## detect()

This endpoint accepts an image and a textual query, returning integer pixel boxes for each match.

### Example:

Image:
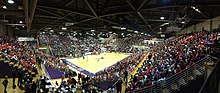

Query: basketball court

[65,52,131,75]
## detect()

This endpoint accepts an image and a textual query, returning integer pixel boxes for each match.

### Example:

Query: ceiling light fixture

[134,31,138,33]
[191,6,201,13]
[191,6,196,9]
[121,27,126,30]
[164,23,169,25]
[2,6,7,9]
[181,21,185,24]
[62,27,67,30]
[19,21,22,23]
[8,0,14,4]
[160,17,165,20]
[91,29,95,32]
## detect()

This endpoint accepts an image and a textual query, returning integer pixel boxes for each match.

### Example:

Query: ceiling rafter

[36,12,74,32]
[37,8,74,22]
[38,5,94,17]
[38,3,120,26]
[65,0,75,6]
[6,0,220,31]
[84,0,98,17]
[137,0,151,10]
[126,0,153,32]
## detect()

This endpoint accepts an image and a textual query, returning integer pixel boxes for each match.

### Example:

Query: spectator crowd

[0,28,219,93]
[126,30,219,91]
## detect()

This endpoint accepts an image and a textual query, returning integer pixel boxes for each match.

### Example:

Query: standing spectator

[12,68,17,89]
[17,70,22,87]
[124,69,128,84]
[108,86,115,93]
[55,81,59,86]
[31,81,37,93]
[25,82,32,93]
[41,76,46,91]
[71,78,77,87]
[2,76,9,93]
[78,73,81,82]
[116,78,123,93]
[36,76,42,88]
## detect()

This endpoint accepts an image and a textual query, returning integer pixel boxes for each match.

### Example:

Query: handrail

[127,52,149,83]
[48,46,54,56]
[199,57,220,93]
[128,55,218,93]
[41,63,51,80]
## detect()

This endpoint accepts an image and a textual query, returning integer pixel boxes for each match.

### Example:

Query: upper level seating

[38,34,100,57]
[115,37,145,53]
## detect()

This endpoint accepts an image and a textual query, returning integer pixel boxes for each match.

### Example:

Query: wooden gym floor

[65,52,131,74]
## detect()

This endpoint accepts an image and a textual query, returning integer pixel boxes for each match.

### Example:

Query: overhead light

[109,32,112,33]
[191,6,201,13]
[18,6,23,10]
[45,27,51,30]
[164,23,169,25]
[141,33,144,34]
[19,21,22,23]
[181,21,185,24]
[8,0,14,4]
[22,26,25,28]
[159,28,162,30]
[191,6,196,9]
[121,27,126,30]
[160,17,165,20]
[134,31,138,33]
[195,9,201,12]
[2,6,7,9]
[42,32,45,34]
[145,34,147,35]
[127,29,133,32]
[121,33,124,35]
[91,29,95,32]
[50,30,53,32]
[113,33,116,35]
[161,34,165,37]
[62,27,67,30]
